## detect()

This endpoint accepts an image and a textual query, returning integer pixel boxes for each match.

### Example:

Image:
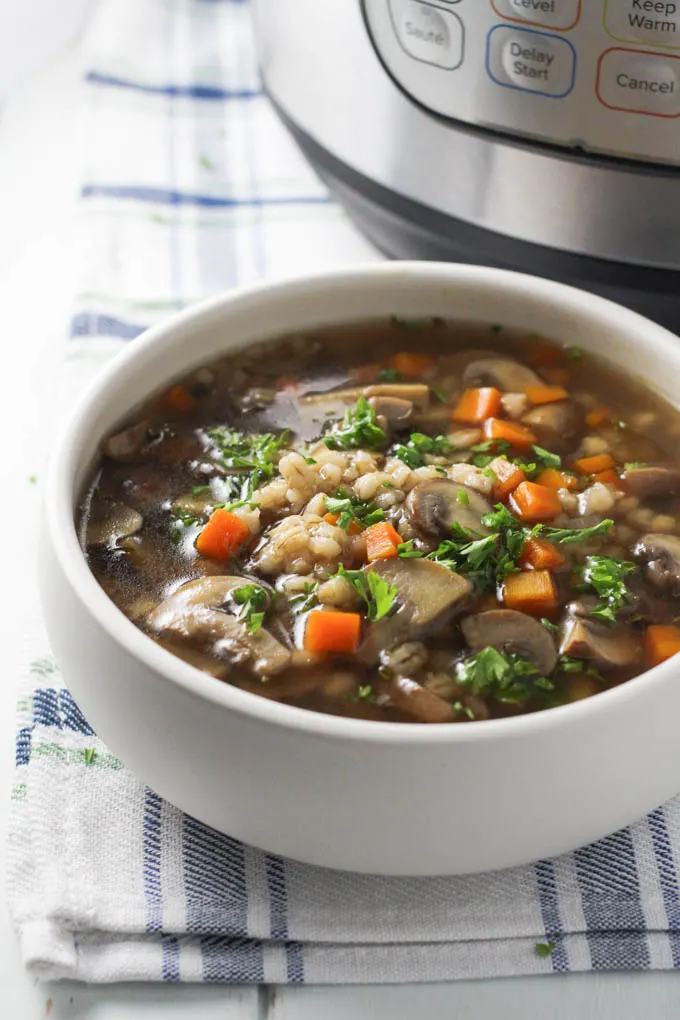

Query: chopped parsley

[325,489,385,530]
[541,518,614,545]
[376,368,402,383]
[394,431,453,468]
[535,941,556,957]
[231,583,268,634]
[452,701,476,720]
[338,566,398,622]
[83,748,97,766]
[169,505,203,544]
[624,461,646,470]
[207,427,291,498]
[566,346,583,360]
[323,396,387,451]
[347,684,377,704]
[455,647,554,704]
[289,581,319,615]
[397,540,425,559]
[541,618,559,633]
[470,438,512,468]
[457,489,470,506]
[578,555,637,623]
[558,655,603,681]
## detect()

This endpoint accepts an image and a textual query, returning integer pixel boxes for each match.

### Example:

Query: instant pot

[254,0,680,329]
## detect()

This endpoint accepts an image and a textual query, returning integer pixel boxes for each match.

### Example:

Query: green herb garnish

[541,519,614,545]
[457,489,470,506]
[324,396,387,451]
[535,941,556,957]
[397,540,425,558]
[289,581,319,615]
[347,684,377,704]
[455,647,554,704]
[558,655,603,680]
[231,583,268,634]
[207,427,291,497]
[83,748,97,766]
[338,566,398,622]
[624,461,645,470]
[376,368,402,383]
[578,555,637,623]
[325,489,385,531]
[470,438,512,468]
[566,346,583,360]
[393,431,453,469]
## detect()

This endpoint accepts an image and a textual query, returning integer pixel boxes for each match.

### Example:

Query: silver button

[389,0,464,69]
[597,47,680,115]
[604,0,680,50]
[491,0,581,32]
[487,25,576,96]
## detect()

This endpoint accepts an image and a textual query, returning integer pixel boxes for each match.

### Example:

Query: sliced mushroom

[635,533,680,593]
[362,383,430,409]
[102,420,151,462]
[463,358,540,392]
[300,386,364,406]
[85,500,143,547]
[367,395,413,429]
[521,401,582,444]
[406,479,492,538]
[146,576,290,676]
[386,676,456,723]
[559,615,639,669]
[461,609,558,675]
[622,465,680,499]
[359,558,472,661]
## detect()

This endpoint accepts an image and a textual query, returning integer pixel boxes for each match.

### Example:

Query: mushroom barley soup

[80,320,680,724]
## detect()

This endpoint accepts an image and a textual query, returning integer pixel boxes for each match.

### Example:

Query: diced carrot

[304,610,362,654]
[519,537,565,571]
[645,624,680,667]
[573,453,616,475]
[525,384,569,405]
[483,418,537,451]
[542,367,570,386]
[364,521,402,562]
[349,363,382,383]
[323,512,362,536]
[489,456,526,500]
[586,406,612,429]
[534,468,579,492]
[163,384,196,413]
[452,387,502,424]
[195,509,251,560]
[525,342,565,368]
[502,570,557,615]
[594,468,623,490]
[509,481,562,522]
[388,352,435,377]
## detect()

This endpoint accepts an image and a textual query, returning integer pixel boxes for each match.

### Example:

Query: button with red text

[597,47,680,115]
[604,0,680,50]
[491,0,581,31]
[390,0,464,69]
[487,25,576,96]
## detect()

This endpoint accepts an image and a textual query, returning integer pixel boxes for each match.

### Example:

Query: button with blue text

[491,0,581,31]
[487,25,576,96]
[605,1,680,50]
[390,0,464,69]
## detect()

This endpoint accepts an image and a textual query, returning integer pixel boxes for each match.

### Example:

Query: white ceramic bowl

[40,263,680,876]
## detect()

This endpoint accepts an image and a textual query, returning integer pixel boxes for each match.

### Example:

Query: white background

[1,44,680,1020]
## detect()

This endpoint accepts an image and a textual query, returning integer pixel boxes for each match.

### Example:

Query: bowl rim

[46,261,680,746]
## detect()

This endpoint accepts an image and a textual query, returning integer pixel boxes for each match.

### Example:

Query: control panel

[364,0,680,164]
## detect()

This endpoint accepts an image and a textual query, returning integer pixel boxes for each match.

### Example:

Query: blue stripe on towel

[162,935,180,982]
[81,184,332,209]
[648,806,680,967]
[183,817,249,936]
[575,829,651,970]
[265,855,304,984]
[70,312,147,340]
[534,859,569,972]
[15,727,31,767]
[32,689,94,735]
[143,789,163,934]
[200,935,265,982]
[86,71,262,101]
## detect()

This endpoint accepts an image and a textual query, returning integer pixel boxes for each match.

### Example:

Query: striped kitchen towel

[8,0,680,985]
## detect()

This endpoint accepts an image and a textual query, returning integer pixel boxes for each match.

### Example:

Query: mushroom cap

[359,558,472,661]
[406,479,492,538]
[85,500,143,547]
[386,676,456,723]
[463,358,540,392]
[559,615,639,669]
[635,533,680,592]
[622,465,680,499]
[367,395,413,429]
[102,420,151,462]
[521,401,582,446]
[146,576,290,676]
[461,609,558,675]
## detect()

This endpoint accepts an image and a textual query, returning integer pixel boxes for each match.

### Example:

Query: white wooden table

[1,48,679,1020]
